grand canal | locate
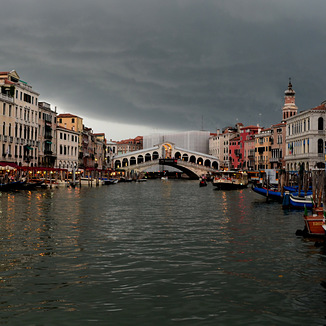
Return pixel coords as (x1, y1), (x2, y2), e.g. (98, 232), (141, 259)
(0, 180), (325, 325)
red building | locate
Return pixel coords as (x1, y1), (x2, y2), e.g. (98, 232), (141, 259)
(239, 125), (261, 169)
(116, 136), (143, 154)
(229, 137), (240, 169)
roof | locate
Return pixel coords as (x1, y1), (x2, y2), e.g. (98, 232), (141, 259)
(240, 125), (260, 130)
(311, 103), (326, 111)
(57, 113), (81, 119)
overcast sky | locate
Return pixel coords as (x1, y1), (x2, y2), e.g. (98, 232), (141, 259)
(1, 0), (325, 140)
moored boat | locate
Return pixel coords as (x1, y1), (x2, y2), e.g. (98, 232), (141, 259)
(303, 207), (326, 236)
(212, 171), (248, 190)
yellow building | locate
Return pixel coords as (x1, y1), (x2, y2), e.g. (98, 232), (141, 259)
(255, 128), (272, 170)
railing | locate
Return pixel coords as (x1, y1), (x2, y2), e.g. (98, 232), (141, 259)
(0, 93), (14, 103)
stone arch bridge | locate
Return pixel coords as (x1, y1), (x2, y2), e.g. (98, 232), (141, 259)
(113, 142), (219, 179)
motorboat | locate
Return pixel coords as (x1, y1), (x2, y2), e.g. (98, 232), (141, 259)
(213, 171), (248, 190)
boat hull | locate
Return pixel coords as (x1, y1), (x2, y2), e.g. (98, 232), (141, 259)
(304, 209), (325, 236)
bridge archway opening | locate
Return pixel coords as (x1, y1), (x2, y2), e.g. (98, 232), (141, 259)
(130, 157), (136, 165)
(197, 157), (203, 165)
(122, 158), (128, 167)
(115, 160), (121, 169)
(153, 151), (159, 160)
(190, 155), (196, 163)
(137, 155), (144, 164)
(145, 153), (151, 162)
(162, 143), (173, 158)
(204, 159), (211, 167)
(212, 161), (218, 169)
(182, 154), (189, 162)
(175, 152), (181, 159)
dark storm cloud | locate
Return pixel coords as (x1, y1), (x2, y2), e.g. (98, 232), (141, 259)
(1, 0), (326, 137)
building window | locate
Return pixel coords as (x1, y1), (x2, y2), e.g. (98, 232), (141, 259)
(318, 117), (324, 131)
(318, 138), (323, 153)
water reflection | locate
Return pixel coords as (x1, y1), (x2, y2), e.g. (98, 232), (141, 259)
(0, 183), (324, 325)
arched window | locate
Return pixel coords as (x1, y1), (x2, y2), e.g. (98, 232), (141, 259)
(318, 139), (323, 153)
(318, 117), (324, 131)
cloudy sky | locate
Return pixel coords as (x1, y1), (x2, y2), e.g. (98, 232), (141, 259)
(1, 0), (325, 140)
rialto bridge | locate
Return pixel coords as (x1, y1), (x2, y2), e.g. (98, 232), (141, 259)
(112, 142), (219, 179)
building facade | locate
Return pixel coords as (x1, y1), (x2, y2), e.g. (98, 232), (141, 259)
(255, 128), (272, 170)
(38, 102), (57, 167)
(284, 102), (326, 171)
(0, 70), (40, 167)
(56, 126), (79, 170)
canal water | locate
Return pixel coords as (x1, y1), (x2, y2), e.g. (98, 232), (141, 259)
(0, 180), (325, 325)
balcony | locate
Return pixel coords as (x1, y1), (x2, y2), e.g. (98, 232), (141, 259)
(269, 157), (281, 163)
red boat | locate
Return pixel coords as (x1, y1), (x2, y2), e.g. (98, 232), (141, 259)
(303, 208), (326, 236)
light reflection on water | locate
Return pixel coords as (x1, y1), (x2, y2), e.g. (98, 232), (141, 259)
(0, 180), (325, 325)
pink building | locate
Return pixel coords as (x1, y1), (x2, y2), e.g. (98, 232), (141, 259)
(240, 125), (261, 169)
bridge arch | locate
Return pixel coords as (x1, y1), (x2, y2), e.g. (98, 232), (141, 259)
(153, 151), (159, 160)
(122, 158), (128, 167)
(190, 155), (196, 163)
(204, 159), (211, 167)
(130, 156), (136, 165)
(212, 161), (218, 169)
(115, 160), (121, 169)
(145, 153), (151, 162)
(182, 153), (188, 161)
(175, 151), (181, 159)
(197, 157), (203, 165)
(137, 155), (143, 164)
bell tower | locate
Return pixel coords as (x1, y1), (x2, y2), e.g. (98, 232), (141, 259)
(282, 78), (298, 121)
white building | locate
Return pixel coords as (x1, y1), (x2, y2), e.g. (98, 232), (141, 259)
(0, 70), (40, 167)
(284, 101), (326, 171)
(56, 126), (79, 170)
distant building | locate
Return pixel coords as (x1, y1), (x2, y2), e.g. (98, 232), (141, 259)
(56, 125), (79, 170)
(255, 128), (272, 170)
(284, 101), (326, 171)
(116, 136), (143, 154)
(38, 102), (57, 167)
(239, 125), (261, 169)
(270, 122), (286, 169)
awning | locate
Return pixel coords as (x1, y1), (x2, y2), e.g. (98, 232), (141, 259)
(24, 145), (32, 151)
(45, 141), (52, 144)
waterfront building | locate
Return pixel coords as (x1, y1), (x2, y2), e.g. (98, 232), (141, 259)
(208, 132), (218, 158)
(56, 125), (79, 170)
(38, 102), (57, 167)
(106, 139), (118, 169)
(229, 136), (241, 169)
(255, 128), (272, 170)
(270, 122), (286, 169)
(243, 134), (256, 170)
(284, 101), (326, 171)
(239, 125), (261, 169)
(116, 136), (143, 154)
(0, 70), (40, 167)
(218, 125), (241, 170)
